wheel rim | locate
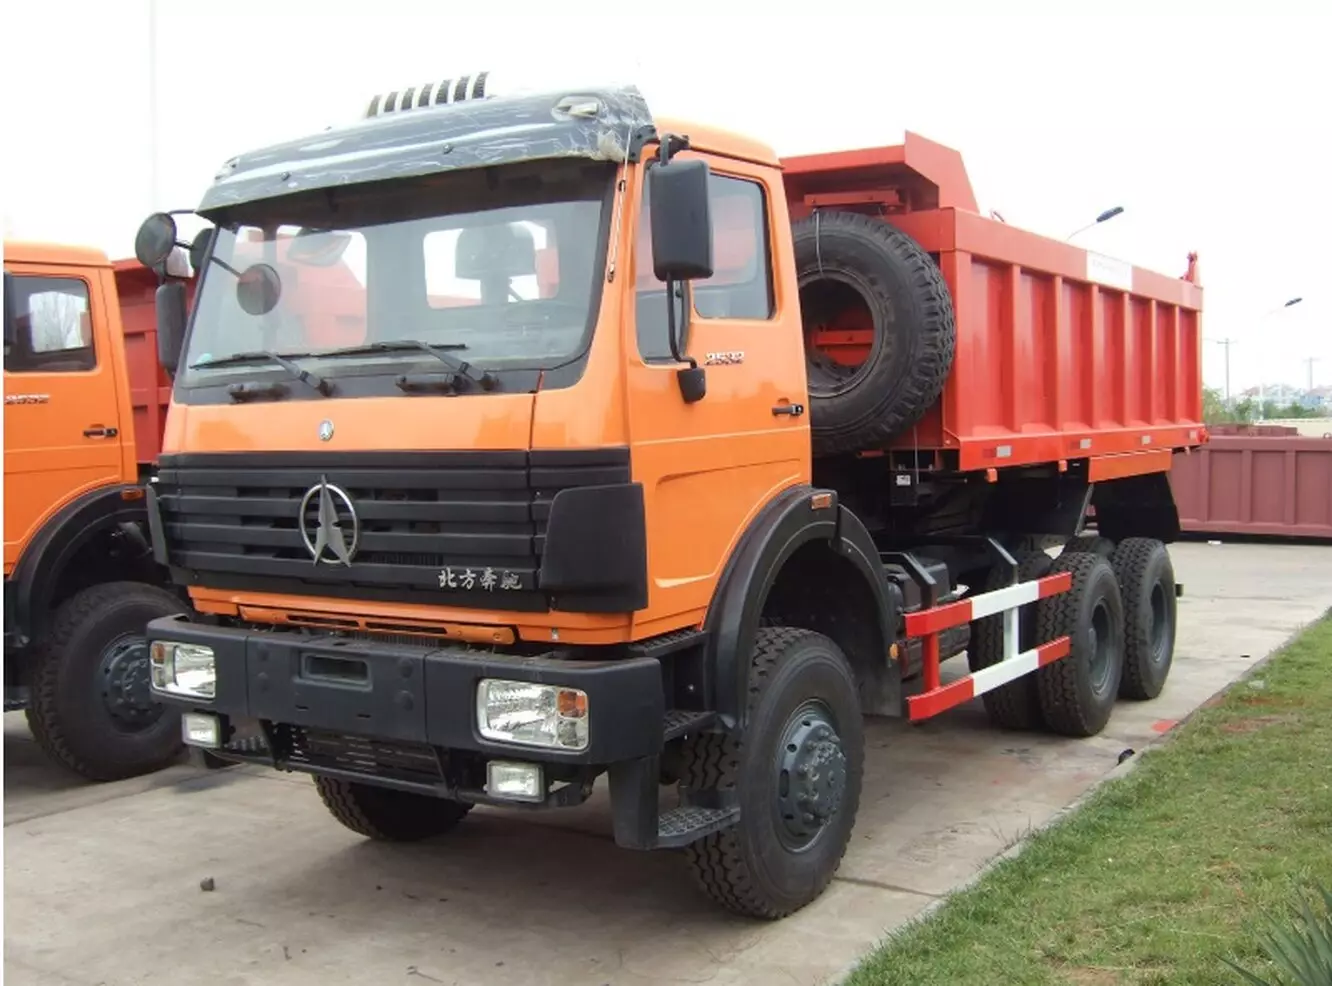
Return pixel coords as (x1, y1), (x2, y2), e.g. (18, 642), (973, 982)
(1149, 581), (1171, 666)
(1087, 600), (1115, 694)
(798, 269), (887, 399)
(99, 634), (164, 731)
(772, 700), (848, 852)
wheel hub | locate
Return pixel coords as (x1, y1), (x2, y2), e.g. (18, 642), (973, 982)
(101, 637), (162, 728)
(776, 706), (847, 848)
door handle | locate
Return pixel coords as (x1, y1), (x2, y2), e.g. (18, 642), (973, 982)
(772, 402), (805, 417)
(83, 426), (119, 439)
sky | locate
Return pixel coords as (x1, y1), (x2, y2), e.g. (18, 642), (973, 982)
(3, 1), (1328, 395)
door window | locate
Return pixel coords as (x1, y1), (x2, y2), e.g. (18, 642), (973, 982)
(4, 276), (96, 373)
(635, 171), (775, 362)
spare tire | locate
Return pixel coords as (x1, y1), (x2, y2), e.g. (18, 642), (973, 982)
(793, 212), (956, 456)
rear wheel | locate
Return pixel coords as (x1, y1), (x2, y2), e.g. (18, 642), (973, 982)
(968, 550), (1053, 730)
(26, 582), (186, 781)
(1062, 535), (1115, 559)
(1035, 552), (1125, 737)
(681, 627), (864, 919)
(1111, 538), (1177, 700)
(314, 776), (471, 841)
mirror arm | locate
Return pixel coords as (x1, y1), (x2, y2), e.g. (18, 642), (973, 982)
(665, 279), (695, 370)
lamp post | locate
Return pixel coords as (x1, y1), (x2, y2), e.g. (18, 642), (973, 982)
(1256, 297), (1303, 420)
(1067, 206), (1125, 240)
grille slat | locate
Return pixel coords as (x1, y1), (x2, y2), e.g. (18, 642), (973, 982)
(156, 449), (630, 610)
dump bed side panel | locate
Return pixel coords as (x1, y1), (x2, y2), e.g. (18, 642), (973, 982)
(782, 141), (1204, 473)
(112, 261), (188, 466)
(891, 209), (1203, 470)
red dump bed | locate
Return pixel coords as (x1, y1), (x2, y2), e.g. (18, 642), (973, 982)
(111, 260), (190, 466)
(782, 134), (1205, 475)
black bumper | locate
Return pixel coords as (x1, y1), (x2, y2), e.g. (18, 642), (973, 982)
(146, 615), (665, 766)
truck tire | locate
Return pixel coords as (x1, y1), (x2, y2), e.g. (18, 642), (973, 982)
(681, 627), (864, 919)
(792, 211), (956, 455)
(25, 582), (186, 782)
(314, 776), (471, 841)
(1034, 552), (1125, 737)
(1062, 535), (1115, 559)
(1111, 538), (1176, 700)
(968, 550), (1053, 730)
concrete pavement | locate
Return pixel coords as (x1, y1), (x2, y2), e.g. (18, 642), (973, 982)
(5, 542), (1330, 986)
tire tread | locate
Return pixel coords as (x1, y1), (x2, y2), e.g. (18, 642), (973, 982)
(1111, 537), (1175, 700)
(314, 776), (470, 841)
(1035, 552), (1123, 737)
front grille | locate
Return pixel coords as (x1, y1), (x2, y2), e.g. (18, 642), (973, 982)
(154, 449), (630, 611)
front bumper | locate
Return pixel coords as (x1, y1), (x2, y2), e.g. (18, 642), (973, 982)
(146, 615), (665, 770)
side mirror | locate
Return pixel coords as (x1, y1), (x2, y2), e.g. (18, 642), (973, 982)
(236, 263), (282, 316)
(155, 281), (187, 377)
(188, 228), (215, 275)
(135, 212), (179, 269)
(649, 158), (714, 282)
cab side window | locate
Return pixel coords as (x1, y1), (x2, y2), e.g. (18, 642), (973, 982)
(4, 276), (96, 373)
(635, 171), (775, 362)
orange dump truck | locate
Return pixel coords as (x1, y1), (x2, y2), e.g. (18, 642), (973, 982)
(3, 243), (193, 780)
(133, 76), (1203, 918)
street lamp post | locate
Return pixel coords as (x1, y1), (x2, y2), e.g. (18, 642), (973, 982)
(1256, 297), (1304, 419)
(1067, 206), (1125, 241)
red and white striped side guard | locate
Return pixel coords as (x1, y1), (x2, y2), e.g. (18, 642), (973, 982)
(904, 571), (1072, 721)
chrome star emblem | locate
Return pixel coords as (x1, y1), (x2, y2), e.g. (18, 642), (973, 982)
(298, 476), (359, 566)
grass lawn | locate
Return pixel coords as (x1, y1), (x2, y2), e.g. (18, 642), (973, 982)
(847, 612), (1332, 986)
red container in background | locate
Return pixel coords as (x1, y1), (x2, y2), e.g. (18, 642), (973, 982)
(1171, 435), (1332, 539)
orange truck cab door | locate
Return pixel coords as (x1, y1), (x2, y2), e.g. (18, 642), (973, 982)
(3, 260), (131, 577)
(625, 151), (811, 630)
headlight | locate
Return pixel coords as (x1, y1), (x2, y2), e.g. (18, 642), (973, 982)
(476, 679), (588, 751)
(150, 641), (216, 699)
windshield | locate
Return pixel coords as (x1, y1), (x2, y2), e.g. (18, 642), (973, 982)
(179, 159), (614, 391)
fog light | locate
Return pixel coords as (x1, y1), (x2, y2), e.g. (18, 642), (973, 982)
(477, 680), (589, 751)
(486, 761), (544, 803)
(182, 712), (221, 748)
(150, 641), (216, 699)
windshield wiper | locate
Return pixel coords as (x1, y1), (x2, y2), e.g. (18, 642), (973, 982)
(191, 350), (332, 396)
(318, 340), (497, 391)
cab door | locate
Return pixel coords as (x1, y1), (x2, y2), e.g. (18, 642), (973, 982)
(3, 264), (126, 573)
(625, 154), (811, 630)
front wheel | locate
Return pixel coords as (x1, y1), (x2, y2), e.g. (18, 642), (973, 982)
(682, 627), (864, 919)
(25, 581), (187, 782)
(314, 776), (471, 841)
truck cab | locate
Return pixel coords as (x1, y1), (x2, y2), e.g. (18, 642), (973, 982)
(4, 242), (188, 780)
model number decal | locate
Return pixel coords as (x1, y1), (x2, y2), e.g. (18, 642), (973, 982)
(704, 351), (744, 366)
(5, 394), (50, 405)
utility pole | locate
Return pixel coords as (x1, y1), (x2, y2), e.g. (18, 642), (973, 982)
(1214, 338), (1237, 404)
(1305, 356), (1321, 395)
(148, 0), (159, 213)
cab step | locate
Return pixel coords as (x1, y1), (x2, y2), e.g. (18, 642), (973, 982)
(656, 805), (740, 849)
(662, 709), (717, 741)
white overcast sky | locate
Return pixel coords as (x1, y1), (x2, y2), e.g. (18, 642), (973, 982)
(3, 1), (1328, 393)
